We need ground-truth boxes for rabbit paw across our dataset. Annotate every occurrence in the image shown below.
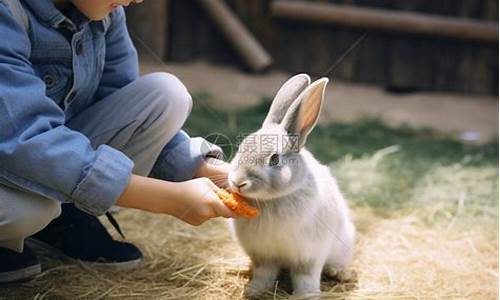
[245,264,279,298]
[323,266,353,282]
[291,290,321,300]
[245,279,273,298]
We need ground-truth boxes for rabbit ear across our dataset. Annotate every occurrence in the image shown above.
[281,78,329,149]
[263,74,311,126]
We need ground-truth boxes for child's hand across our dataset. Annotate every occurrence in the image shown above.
[194,157,230,189]
[116,174,238,226]
[170,177,239,225]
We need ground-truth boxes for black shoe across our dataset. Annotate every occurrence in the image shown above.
[27,204,143,269]
[0,245,41,283]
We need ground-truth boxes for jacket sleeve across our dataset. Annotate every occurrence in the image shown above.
[149,130,225,182]
[93,7,139,101]
[0,3,134,216]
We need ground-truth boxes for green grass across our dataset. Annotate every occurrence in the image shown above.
[185,95,498,230]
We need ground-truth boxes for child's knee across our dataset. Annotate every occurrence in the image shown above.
[140,72,193,120]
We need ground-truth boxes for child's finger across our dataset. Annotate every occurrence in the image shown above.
[205,177,219,190]
[211,196,239,218]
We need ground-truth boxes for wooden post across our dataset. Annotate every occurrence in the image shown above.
[198,0,273,72]
[271,0,499,43]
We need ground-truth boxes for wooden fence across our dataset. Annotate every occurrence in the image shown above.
[126,0,499,96]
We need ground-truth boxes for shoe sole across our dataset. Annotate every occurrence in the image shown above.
[0,264,41,284]
[26,238,143,270]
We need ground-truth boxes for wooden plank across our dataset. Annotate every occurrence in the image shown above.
[328,27,357,81]
[433,39,467,93]
[125,1,168,60]
[271,0,499,43]
[386,36,434,92]
[483,0,499,21]
[458,44,497,94]
[307,23,334,77]
[305,0,333,78]
[272,20,309,74]
[353,32,388,84]
[167,0,198,61]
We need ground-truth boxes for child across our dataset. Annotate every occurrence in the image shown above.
[0,0,238,283]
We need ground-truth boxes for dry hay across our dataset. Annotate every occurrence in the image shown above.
[2,205,497,300]
[352,208,498,299]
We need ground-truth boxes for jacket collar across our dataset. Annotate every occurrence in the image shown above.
[23,0,90,31]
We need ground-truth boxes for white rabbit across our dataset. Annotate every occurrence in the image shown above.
[227,74,355,299]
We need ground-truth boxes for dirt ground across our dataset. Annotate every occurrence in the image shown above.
[140,59,498,144]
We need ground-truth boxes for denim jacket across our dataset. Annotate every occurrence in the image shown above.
[0,0,222,215]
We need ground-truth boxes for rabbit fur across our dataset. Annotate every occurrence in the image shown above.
[227,74,355,299]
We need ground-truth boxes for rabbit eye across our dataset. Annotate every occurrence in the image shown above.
[268,153,280,167]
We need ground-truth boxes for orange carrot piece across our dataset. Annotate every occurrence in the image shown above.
[216,189,259,218]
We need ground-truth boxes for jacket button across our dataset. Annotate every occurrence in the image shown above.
[66,90,77,103]
[43,74,56,88]
[75,39,83,55]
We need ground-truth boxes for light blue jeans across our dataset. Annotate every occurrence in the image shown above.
[0,72,219,252]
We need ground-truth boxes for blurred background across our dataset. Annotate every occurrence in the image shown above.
[123,0,499,144]
[126,0,498,95]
